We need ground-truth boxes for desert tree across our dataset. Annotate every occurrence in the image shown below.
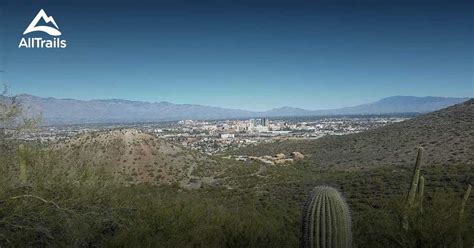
[0,83,40,137]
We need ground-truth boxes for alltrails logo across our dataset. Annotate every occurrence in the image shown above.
[18,9,67,48]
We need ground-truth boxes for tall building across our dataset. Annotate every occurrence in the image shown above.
[261,118,268,126]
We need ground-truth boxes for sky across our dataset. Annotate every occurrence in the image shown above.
[0,0,472,111]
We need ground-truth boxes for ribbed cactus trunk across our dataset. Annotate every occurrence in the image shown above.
[301,186,352,248]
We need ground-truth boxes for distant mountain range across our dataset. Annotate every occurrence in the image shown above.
[9,94,470,125]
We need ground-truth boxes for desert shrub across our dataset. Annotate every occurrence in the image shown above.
[0,91,472,247]
[7,144,471,248]
[105,187,298,247]
[354,192,473,247]
[0,144,299,247]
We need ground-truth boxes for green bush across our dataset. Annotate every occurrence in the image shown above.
[0,144,472,247]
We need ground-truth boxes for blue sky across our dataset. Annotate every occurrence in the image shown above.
[0,0,472,111]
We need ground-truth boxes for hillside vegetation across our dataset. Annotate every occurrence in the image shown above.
[0,97,472,247]
[233,99,473,169]
[54,129,224,186]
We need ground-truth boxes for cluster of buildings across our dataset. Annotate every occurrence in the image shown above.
[8,116,409,156]
[176,118,272,134]
[225,151,305,165]
[151,117,408,155]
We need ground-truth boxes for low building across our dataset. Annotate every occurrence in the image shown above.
[220,133,235,139]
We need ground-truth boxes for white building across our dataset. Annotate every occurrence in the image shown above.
[220,133,235,139]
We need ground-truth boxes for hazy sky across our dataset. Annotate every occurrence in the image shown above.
[0,0,472,111]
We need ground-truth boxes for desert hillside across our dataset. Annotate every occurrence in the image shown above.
[233,99,473,169]
[56,129,220,186]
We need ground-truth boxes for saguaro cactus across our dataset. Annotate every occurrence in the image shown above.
[407,147,424,206]
[418,175,425,213]
[301,186,352,248]
[403,147,424,230]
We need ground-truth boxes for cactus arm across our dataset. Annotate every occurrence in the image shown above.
[418,175,425,213]
[407,147,424,205]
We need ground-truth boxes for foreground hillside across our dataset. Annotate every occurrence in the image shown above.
[1,100,472,247]
[55,129,223,187]
[233,99,473,169]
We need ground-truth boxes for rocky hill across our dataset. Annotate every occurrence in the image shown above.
[55,129,221,186]
[233,99,473,169]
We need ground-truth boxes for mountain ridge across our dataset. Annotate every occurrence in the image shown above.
[9,94,470,125]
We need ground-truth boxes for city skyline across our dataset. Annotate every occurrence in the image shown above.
[1,0,472,111]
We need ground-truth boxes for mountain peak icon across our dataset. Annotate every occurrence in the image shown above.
[23,9,61,36]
